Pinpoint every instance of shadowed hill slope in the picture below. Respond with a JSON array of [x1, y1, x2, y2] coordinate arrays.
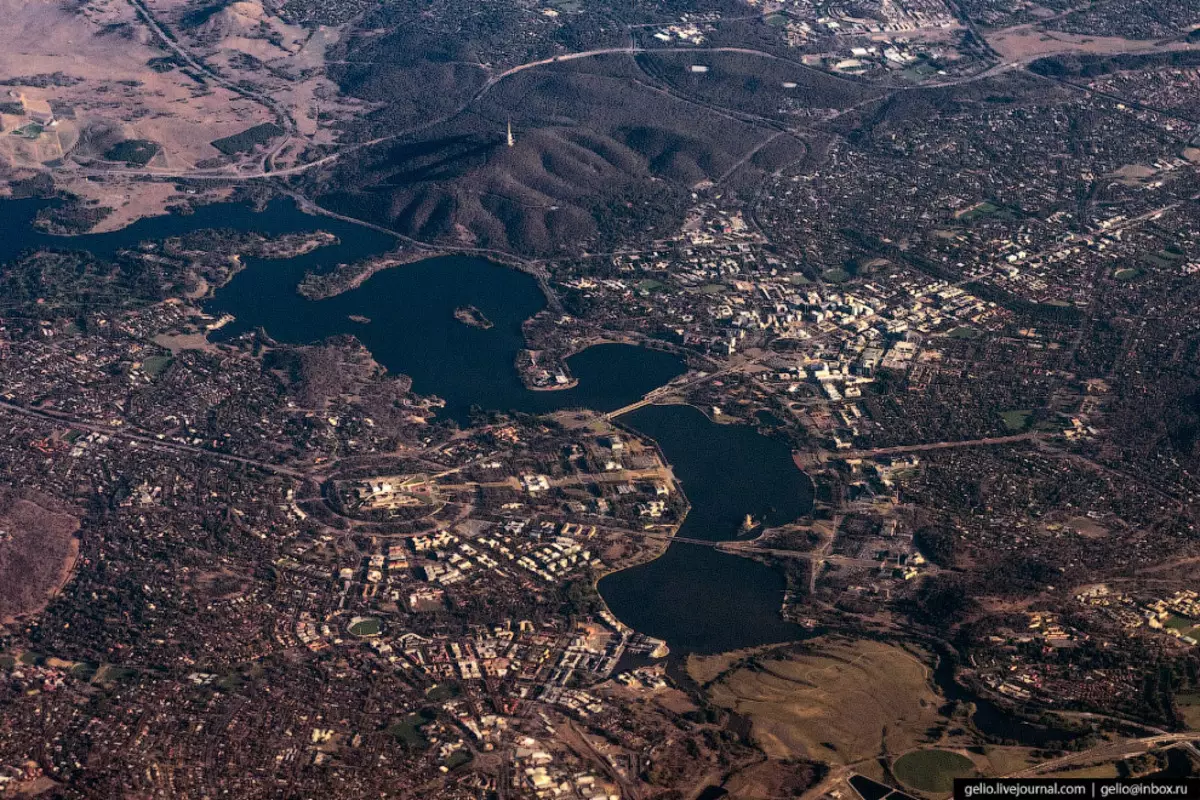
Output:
[[312, 55, 819, 255]]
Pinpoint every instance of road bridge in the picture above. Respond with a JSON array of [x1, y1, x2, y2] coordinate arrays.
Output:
[[604, 386, 679, 420], [605, 366, 736, 419]]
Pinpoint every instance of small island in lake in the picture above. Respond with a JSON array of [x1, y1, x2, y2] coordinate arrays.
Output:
[[453, 305, 493, 329], [348, 315, 371, 324]]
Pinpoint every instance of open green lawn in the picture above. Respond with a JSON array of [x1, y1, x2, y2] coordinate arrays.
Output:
[[902, 62, 940, 80], [348, 617, 382, 637], [70, 662, 99, 681], [426, 683, 460, 702], [390, 712, 433, 748], [141, 355, 173, 378], [1164, 615, 1200, 639], [999, 409, 1033, 432], [1176, 691, 1200, 728], [957, 201, 999, 221], [822, 268, 850, 283], [216, 673, 247, 691], [93, 665, 138, 684], [893, 749, 977, 794], [1142, 250, 1184, 270]]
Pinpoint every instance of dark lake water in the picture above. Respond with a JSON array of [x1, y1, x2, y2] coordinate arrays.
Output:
[[601, 403, 814, 654], [0, 196, 389, 263], [0, 196, 814, 654], [207, 247, 686, 422], [0, 197, 685, 421]]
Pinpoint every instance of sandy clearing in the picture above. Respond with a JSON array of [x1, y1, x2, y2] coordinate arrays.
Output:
[[987, 25, 1200, 61], [61, 178, 186, 232]]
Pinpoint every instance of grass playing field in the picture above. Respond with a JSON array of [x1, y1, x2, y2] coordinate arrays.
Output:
[[893, 749, 977, 794]]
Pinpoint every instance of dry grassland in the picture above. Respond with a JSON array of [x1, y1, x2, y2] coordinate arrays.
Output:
[[0, 489, 80, 624], [705, 638, 942, 764]]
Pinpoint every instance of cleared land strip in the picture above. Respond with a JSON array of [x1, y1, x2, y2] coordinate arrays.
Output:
[[829, 432, 1043, 460]]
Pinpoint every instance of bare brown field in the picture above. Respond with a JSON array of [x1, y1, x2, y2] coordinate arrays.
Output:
[[0, 0, 277, 218], [1045, 763, 1122, 779], [979, 746, 1039, 776], [723, 759, 824, 799], [687, 644, 779, 685], [0, 1, 273, 162], [0, 488, 81, 624], [987, 26, 1200, 61], [66, 179, 199, 233], [148, 0, 354, 154], [707, 638, 943, 764]]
